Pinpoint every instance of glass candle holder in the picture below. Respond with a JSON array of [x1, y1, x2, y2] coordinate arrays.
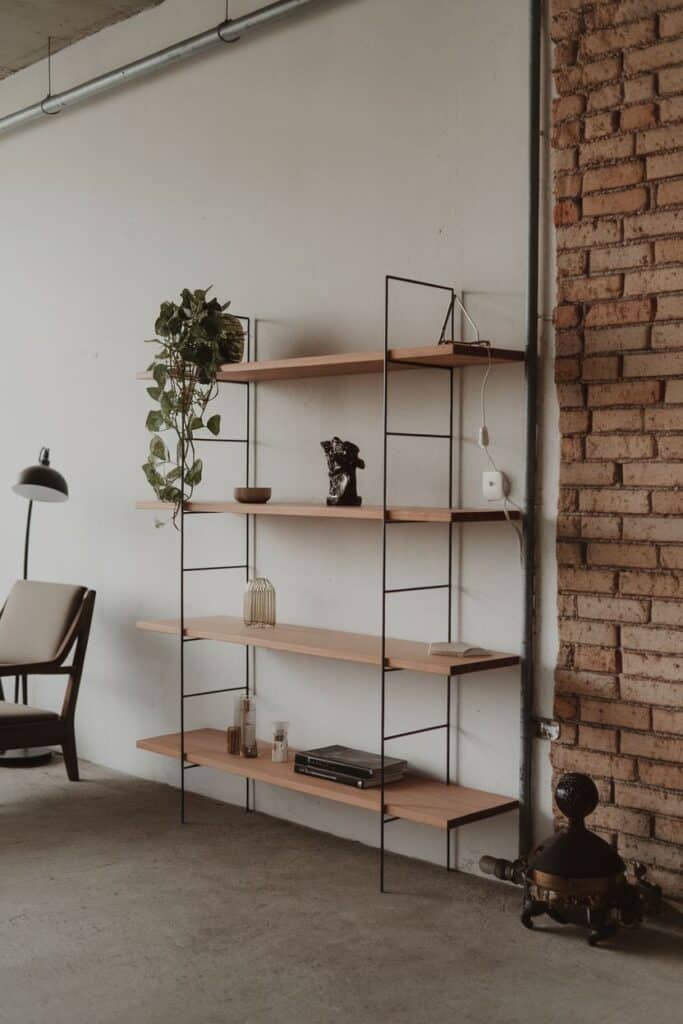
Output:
[[235, 694, 258, 758], [271, 721, 289, 763], [243, 577, 276, 628]]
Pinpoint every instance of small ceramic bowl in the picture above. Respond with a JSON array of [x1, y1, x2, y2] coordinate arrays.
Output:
[[234, 487, 272, 504]]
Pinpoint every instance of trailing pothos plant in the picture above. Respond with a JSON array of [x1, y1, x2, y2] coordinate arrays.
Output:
[[142, 287, 244, 526]]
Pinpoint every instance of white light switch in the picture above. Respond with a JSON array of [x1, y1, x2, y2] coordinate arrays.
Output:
[[483, 470, 509, 501]]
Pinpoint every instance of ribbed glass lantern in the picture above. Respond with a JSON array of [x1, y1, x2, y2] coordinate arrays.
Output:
[[243, 577, 276, 628]]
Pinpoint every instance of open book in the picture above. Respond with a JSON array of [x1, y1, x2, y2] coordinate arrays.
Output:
[[428, 641, 490, 658]]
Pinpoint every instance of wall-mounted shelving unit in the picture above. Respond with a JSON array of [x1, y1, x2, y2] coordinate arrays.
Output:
[[136, 276, 526, 890]]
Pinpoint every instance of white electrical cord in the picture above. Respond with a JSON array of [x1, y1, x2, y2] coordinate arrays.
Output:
[[477, 344, 525, 565]]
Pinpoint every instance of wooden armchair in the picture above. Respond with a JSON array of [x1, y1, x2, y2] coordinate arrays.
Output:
[[0, 581, 96, 780]]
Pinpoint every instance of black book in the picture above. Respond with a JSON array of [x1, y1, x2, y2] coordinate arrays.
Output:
[[295, 745, 407, 780], [294, 763, 405, 790]]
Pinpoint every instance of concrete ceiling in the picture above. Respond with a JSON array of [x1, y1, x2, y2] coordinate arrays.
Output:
[[0, 1, 164, 80]]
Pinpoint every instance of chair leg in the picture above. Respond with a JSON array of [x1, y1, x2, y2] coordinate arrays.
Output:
[[62, 727, 79, 781]]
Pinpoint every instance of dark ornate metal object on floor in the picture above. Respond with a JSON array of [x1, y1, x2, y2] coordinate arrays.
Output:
[[321, 437, 365, 507], [480, 773, 662, 946]]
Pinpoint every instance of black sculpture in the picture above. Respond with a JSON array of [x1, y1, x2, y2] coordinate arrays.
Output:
[[321, 437, 365, 507]]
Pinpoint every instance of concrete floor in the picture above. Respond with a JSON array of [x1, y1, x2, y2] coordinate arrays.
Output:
[[1, 758, 681, 1024]]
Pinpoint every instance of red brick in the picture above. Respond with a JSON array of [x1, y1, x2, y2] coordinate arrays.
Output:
[[623, 515, 683, 542], [560, 408, 590, 433], [557, 382, 585, 407], [585, 298, 653, 327], [579, 488, 649, 513], [555, 668, 619, 699], [662, 548, 683, 568], [555, 304, 581, 329], [627, 672, 683, 708], [556, 356, 581, 381], [623, 624, 683, 653], [559, 618, 618, 646], [619, 834, 682, 871], [624, 349, 683, 374], [591, 243, 650, 273], [581, 697, 651, 729], [557, 331, 583, 356], [646, 868, 683, 901], [553, 39, 579, 69], [639, 758, 683, 789], [554, 120, 582, 149], [579, 724, 618, 752], [623, 75, 655, 104], [655, 815, 683, 843], [580, 134, 635, 166], [585, 433, 654, 458], [588, 1, 683, 29], [653, 708, 683, 734], [577, 594, 650, 622], [657, 178, 683, 207], [583, 356, 621, 382], [660, 95, 683, 125], [620, 570, 683, 597], [554, 66, 583, 96], [583, 187, 648, 217], [585, 111, 618, 141], [625, 36, 683, 74], [659, 434, 683, 456], [561, 436, 584, 461], [623, 650, 683, 683], [575, 645, 620, 672], [646, 150, 683, 179], [579, 515, 621, 539], [587, 542, 658, 567], [557, 250, 587, 277], [584, 324, 649, 352], [555, 173, 583, 200], [589, 803, 651, 837], [583, 160, 645, 192], [659, 8, 683, 37], [561, 275, 622, 302], [621, 103, 657, 132], [636, 123, 683, 155], [658, 65, 683, 96], [653, 489, 683, 511], [624, 208, 683, 237], [551, 744, 636, 780], [558, 515, 581, 540], [659, 295, 683, 319], [581, 20, 656, 59], [554, 694, 578, 720], [621, 729, 683, 761], [616, 781, 683, 817], [557, 219, 621, 249], [558, 540, 583, 564], [588, 81, 623, 111], [623, 460, 683, 485], [554, 147, 578, 173], [560, 461, 617, 485], [592, 408, 644, 431], [553, 94, 586, 122], [654, 238, 683, 263], [651, 599, 683, 626], [554, 199, 581, 226], [558, 568, 617, 592], [583, 55, 622, 87], [588, 379, 661, 405], [625, 268, 683, 297], [645, 407, 683, 428]]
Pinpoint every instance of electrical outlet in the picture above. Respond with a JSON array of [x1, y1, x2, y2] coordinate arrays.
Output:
[[482, 470, 509, 501]]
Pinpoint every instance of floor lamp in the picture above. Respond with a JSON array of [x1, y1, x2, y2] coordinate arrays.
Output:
[[0, 447, 69, 767]]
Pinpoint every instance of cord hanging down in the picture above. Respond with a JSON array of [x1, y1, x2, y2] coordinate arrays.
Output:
[[40, 37, 60, 116]]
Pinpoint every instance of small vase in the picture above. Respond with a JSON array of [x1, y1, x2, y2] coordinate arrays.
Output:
[[243, 578, 276, 628]]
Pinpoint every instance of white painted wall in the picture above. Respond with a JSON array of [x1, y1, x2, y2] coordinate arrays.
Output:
[[0, 0, 558, 873]]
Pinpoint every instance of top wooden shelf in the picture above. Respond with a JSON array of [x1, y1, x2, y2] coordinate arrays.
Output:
[[136, 500, 521, 524], [137, 343, 524, 384]]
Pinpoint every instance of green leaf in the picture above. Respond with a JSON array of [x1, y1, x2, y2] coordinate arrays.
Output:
[[146, 410, 164, 432], [185, 459, 203, 487], [207, 414, 220, 436], [149, 435, 167, 461], [153, 364, 168, 388], [166, 467, 182, 483], [189, 416, 203, 432], [147, 386, 161, 401]]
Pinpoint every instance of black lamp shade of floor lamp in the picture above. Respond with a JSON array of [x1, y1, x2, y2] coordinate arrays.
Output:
[[0, 447, 69, 767]]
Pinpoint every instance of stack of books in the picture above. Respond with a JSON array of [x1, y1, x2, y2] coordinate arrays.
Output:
[[294, 745, 407, 789]]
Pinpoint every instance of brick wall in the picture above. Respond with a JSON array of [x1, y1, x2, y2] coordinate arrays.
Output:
[[551, 0, 683, 901]]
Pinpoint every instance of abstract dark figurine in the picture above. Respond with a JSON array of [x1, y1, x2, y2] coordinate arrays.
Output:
[[321, 436, 365, 507]]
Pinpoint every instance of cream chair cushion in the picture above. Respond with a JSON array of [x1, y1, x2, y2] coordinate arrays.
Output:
[[0, 580, 86, 666]]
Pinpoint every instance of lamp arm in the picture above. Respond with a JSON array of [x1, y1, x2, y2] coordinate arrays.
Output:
[[23, 500, 33, 581]]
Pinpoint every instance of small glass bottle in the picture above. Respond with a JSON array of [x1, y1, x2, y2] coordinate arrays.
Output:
[[235, 694, 258, 758], [243, 578, 276, 628], [272, 721, 289, 763]]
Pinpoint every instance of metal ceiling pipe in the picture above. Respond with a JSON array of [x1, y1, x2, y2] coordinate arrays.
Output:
[[0, 0, 320, 136]]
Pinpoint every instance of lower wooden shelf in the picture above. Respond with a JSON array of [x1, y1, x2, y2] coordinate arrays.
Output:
[[137, 729, 519, 830], [136, 500, 521, 524], [136, 615, 520, 677]]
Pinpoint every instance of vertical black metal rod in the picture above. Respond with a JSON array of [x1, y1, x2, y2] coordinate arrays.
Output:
[[380, 276, 390, 893], [20, 499, 33, 707], [446, 294, 455, 871], [180, 370, 186, 824], [245, 317, 252, 813], [519, 0, 542, 858]]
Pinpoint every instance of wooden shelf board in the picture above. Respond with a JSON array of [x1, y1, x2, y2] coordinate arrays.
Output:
[[136, 730, 518, 830], [135, 500, 521, 524], [136, 615, 519, 677], [137, 343, 524, 384]]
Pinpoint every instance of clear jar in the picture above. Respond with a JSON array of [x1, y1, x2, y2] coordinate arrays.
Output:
[[272, 721, 289, 763], [235, 694, 258, 758], [243, 577, 276, 628]]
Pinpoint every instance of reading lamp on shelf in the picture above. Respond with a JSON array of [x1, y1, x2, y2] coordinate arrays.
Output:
[[0, 447, 69, 767]]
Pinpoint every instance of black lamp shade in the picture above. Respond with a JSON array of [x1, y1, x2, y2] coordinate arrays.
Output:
[[13, 450, 68, 503]]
